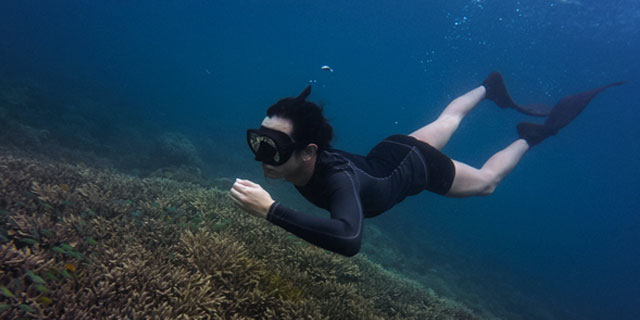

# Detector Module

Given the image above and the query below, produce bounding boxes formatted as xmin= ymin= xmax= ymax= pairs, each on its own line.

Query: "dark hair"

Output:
xmin=266 ymin=85 xmax=333 ymax=151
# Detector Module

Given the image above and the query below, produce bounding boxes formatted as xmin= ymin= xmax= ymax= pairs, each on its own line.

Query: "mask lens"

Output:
xmin=247 ymin=131 xmax=262 ymax=153
xmin=248 ymin=131 xmax=281 ymax=164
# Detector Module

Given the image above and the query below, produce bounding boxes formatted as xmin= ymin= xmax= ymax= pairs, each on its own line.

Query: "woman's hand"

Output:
xmin=229 ymin=178 xmax=275 ymax=219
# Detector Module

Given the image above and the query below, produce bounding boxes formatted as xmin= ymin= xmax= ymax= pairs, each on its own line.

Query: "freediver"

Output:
xmin=229 ymin=72 xmax=623 ymax=256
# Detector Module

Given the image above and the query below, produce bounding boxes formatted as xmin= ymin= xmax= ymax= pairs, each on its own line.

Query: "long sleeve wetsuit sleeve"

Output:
xmin=266 ymin=171 xmax=363 ymax=257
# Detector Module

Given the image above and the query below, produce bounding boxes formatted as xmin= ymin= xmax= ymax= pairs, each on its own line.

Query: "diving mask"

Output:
xmin=246 ymin=126 xmax=303 ymax=166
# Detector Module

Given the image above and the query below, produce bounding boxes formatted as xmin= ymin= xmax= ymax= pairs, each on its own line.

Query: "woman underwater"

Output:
xmin=230 ymin=72 xmax=623 ymax=256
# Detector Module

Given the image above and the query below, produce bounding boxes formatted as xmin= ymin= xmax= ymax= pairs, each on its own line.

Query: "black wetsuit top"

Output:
xmin=266 ymin=135 xmax=455 ymax=256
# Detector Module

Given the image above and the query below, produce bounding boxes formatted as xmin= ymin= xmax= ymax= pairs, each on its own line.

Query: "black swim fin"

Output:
xmin=514 ymin=103 xmax=553 ymax=117
xmin=517 ymin=122 xmax=553 ymax=147
xmin=483 ymin=72 xmax=518 ymax=110
xmin=517 ymin=81 xmax=624 ymax=147
xmin=482 ymin=72 xmax=551 ymax=117
xmin=543 ymin=81 xmax=625 ymax=133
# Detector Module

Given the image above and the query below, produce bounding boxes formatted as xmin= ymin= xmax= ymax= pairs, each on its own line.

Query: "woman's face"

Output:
xmin=259 ymin=116 xmax=303 ymax=180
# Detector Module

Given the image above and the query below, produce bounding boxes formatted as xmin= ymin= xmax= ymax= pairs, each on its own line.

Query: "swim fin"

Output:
xmin=517 ymin=81 xmax=624 ymax=147
xmin=482 ymin=72 xmax=551 ymax=117
xmin=543 ymin=81 xmax=625 ymax=133
xmin=483 ymin=72 xmax=519 ymax=110
xmin=517 ymin=122 xmax=554 ymax=147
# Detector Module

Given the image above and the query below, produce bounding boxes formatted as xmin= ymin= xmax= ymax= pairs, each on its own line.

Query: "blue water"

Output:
xmin=2 ymin=1 xmax=639 ymax=319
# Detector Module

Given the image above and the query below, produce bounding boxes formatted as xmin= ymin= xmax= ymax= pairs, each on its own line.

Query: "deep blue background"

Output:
xmin=2 ymin=1 xmax=638 ymax=319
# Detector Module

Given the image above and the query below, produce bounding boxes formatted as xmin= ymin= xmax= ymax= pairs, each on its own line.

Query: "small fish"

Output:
xmin=1 ymin=286 xmax=14 ymax=298
xmin=20 ymin=238 xmax=38 ymax=245
xmin=167 ymin=206 xmax=178 ymax=213
xmin=321 ymin=65 xmax=334 ymax=72
xmin=52 ymin=246 xmax=65 ymax=254
xmin=66 ymin=251 xmax=83 ymax=260
xmin=65 ymin=263 xmax=76 ymax=273
xmin=130 ymin=211 xmax=142 ymax=217
xmin=40 ymin=229 xmax=53 ymax=237
xmin=35 ymin=284 xmax=50 ymax=294
xmin=38 ymin=296 xmax=53 ymax=305
xmin=213 ymin=222 xmax=227 ymax=232
xmin=28 ymin=271 xmax=46 ymax=284
xmin=87 ymin=237 xmax=98 ymax=245
xmin=19 ymin=304 xmax=36 ymax=313
xmin=44 ymin=272 xmax=59 ymax=282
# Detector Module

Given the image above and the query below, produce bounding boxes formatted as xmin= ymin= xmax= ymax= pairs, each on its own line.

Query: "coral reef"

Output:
xmin=0 ymin=85 xmax=33 ymax=108
xmin=154 ymin=132 xmax=202 ymax=168
xmin=150 ymin=165 xmax=208 ymax=186
xmin=0 ymin=121 xmax=51 ymax=149
xmin=0 ymin=153 xmax=480 ymax=319
xmin=0 ymin=80 xmax=241 ymax=193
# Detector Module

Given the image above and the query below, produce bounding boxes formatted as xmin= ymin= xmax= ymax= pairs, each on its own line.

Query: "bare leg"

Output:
xmin=410 ymin=86 xmax=486 ymax=150
xmin=446 ymin=139 xmax=530 ymax=198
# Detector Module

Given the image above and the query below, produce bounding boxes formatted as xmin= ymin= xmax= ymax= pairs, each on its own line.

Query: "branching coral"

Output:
xmin=0 ymin=152 xmax=480 ymax=319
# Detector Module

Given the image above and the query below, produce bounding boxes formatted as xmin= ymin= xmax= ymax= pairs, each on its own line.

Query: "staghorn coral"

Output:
xmin=0 ymin=241 xmax=55 ymax=274
xmin=172 ymin=176 xmax=480 ymax=320
xmin=0 ymin=152 xmax=480 ymax=319
xmin=149 ymin=165 xmax=208 ymax=186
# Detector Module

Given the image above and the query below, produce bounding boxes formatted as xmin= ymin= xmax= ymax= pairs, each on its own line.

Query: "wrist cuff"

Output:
xmin=266 ymin=202 xmax=280 ymax=222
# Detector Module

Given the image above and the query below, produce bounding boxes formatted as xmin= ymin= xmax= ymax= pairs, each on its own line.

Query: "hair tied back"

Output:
xmin=296 ymin=85 xmax=312 ymax=101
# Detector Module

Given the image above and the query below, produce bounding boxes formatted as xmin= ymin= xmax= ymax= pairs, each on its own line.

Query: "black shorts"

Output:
xmin=366 ymin=134 xmax=456 ymax=195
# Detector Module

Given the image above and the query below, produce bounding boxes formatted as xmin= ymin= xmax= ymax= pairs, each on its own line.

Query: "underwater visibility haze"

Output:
xmin=1 ymin=1 xmax=639 ymax=319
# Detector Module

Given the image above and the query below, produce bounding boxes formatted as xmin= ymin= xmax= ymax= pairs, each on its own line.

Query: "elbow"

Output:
xmin=334 ymin=220 xmax=362 ymax=257
xmin=342 ymin=248 xmax=360 ymax=257
xmin=338 ymin=239 xmax=361 ymax=257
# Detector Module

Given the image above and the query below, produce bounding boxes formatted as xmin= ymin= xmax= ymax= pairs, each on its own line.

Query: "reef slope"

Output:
xmin=0 ymin=153 xmax=479 ymax=319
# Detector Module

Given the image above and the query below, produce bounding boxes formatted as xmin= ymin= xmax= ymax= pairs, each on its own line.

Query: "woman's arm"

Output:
xmin=266 ymin=171 xmax=363 ymax=257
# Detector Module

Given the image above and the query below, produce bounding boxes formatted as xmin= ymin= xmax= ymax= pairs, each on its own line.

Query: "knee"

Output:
xmin=436 ymin=114 xmax=462 ymax=130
